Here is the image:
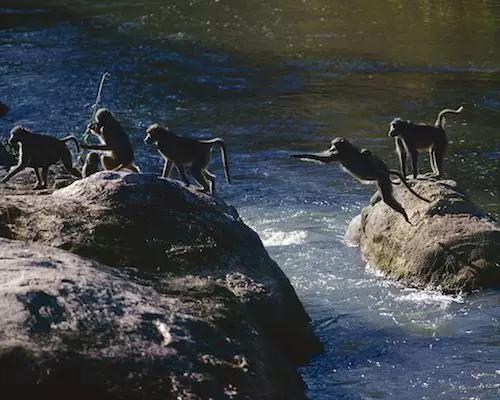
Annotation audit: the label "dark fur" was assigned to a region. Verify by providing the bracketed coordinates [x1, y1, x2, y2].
[388, 106, 463, 179]
[144, 123, 230, 194]
[82, 108, 140, 173]
[1, 125, 81, 189]
[291, 137, 430, 224]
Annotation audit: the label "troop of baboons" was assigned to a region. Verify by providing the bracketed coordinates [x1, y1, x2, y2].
[291, 106, 463, 223]
[0, 104, 231, 195]
[0, 100, 464, 222]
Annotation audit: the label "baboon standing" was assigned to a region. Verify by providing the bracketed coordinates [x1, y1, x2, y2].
[1, 125, 81, 189]
[144, 123, 231, 195]
[388, 106, 463, 178]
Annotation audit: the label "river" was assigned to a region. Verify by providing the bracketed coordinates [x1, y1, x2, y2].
[1, 1, 500, 399]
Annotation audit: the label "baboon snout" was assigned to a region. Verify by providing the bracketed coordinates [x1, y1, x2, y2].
[388, 123, 400, 137]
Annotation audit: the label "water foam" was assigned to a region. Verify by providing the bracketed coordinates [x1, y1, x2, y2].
[261, 229, 308, 247]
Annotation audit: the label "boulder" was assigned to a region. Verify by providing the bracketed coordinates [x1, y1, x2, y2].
[0, 238, 308, 399]
[345, 178, 500, 293]
[0, 169, 322, 397]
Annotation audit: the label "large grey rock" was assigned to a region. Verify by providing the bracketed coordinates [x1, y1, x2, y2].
[345, 178, 500, 293]
[0, 238, 308, 399]
[0, 171, 322, 376]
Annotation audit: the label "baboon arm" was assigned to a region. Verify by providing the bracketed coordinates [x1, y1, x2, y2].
[1, 163, 27, 183]
[291, 149, 340, 164]
[162, 159, 174, 178]
[81, 144, 111, 151]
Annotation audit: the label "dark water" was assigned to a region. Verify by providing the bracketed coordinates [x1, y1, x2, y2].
[1, 1, 500, 399]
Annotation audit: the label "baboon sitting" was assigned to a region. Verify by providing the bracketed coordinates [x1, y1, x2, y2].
[82, 108, 140, 173]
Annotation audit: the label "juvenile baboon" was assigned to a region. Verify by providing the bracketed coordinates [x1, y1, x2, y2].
[1, 125, 82, 189]
[144, 123, 231, 195]
[82, 152, 100, 178]
[291, 137, 430, 223]
[388, 106, 463, 179]
[82, 108, 140, 173]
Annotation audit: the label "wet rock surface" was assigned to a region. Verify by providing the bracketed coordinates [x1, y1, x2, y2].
[346, 178, 500, 293]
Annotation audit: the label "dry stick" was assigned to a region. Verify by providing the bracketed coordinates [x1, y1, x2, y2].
[78, 72, 110, 164]
[83, 71, 110, 143]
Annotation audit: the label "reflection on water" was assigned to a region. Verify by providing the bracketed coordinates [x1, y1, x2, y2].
[1, 1, 500, 399]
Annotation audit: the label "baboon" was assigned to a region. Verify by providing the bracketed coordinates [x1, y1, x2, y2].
[291, 137, 430, 223]
[144, 123, 231, 195]
[82, 108, 140, 173]
[1, 125, 82, 189]
[388, 106, 463, 179]
[82, 152, 100, 178]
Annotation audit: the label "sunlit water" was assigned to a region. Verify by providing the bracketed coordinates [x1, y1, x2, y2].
[1, 1, 500, 399]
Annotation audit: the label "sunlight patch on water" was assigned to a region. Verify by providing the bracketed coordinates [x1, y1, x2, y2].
[260, 228, 308, 247]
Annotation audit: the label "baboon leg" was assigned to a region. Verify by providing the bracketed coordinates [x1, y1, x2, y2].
[396, 139, 407, 178]
[102, 155, 121, 171]
[1, 163, 26, 183]
[175, 163, 191, 186]
[102, 156, 139, 174]
[111, 162, 140, 173]
[204, 169, 216, 195]
[61, 150, 82, 178]
[33, 168, 46, 189]
[410, 150, 419, 180]
[428, 149, 438, 176]
[41, 167, 49, 187]
[378, 179, 410, 224]
[369, 191, 382, 206]
[191, 166, 211, 193]
[431, 149, 444, 177]
[162, 159, 174, 178]
[125, 163, 140, 173]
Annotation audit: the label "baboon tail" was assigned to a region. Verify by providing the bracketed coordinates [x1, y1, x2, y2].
[214, 139, 231, 184]
[389, 170, 431, 203]
[434, 106, 463, 128]
[60, 135, 81, 154]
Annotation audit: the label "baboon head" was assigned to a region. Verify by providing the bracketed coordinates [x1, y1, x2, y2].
[329, 137, 349, 153]
[8, 125, 32, 145]
[388, 118, 411, 137]
[144, 123, 168, 144]
[95, 108, 115, 126]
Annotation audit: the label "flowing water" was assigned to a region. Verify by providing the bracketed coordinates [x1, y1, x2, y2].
[1, 1, 500, 399]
